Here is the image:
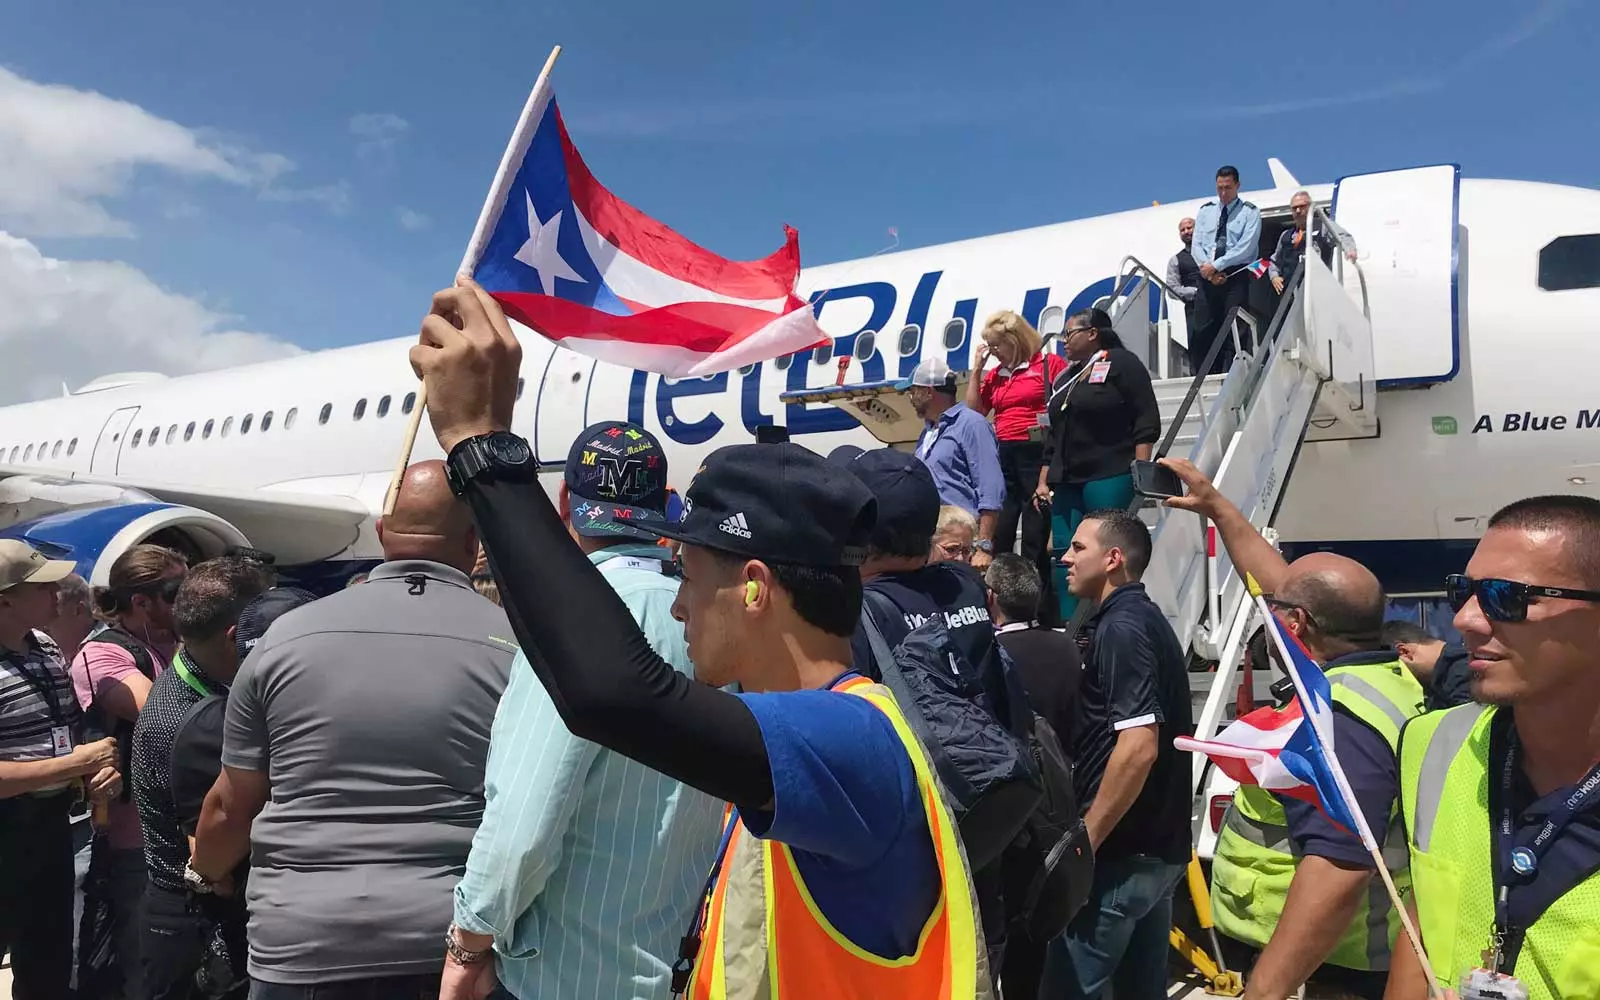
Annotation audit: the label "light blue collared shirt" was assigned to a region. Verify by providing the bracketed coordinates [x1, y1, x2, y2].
[453, 544, 721, 1000]
[1192, 196, 1263, 273]
[914, 401, 1005, 517]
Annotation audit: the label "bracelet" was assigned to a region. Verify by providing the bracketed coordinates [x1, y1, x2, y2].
[445, 926, 492, 966]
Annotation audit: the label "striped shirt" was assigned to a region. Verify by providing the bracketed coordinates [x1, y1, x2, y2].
[453, 544, 722, 1000]
[0, 631, 82, 792]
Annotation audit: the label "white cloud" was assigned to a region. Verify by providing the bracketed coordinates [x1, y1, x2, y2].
[0, 66, 347, 237]
[396, 207, 429, 231]
[349, 112, 409, 168]
[0, 230, 302, 404]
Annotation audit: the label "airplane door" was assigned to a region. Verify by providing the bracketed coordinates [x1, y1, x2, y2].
[1332, 164, 1461, 385]
[533, 346, 597, 465]
[89, 406, 141, 476]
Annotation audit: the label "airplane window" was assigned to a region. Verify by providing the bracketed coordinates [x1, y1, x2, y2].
[318, 404, 331, 426]
[897, 324, 922, 357]
[737, 364, 756, 376]
[517, 378, 526, 400]
[184, 422, 196, 442]
[240, 414, 253, 435]
[353, 398, 367, 421]
[24, 445, 33, 462]
[377, 395, 391, 419]
[220, 417, 234, 438]
[132, 429, 143, 448]
[261, 411, 274, 432]
[8, 446, 17, 463]
[812, 342, 835, 367]
[69, 438, 78, 456]
[1038, 305, 1066, 340]
[1539, 234, 1600, 291]
[52, 441, 62, 459]
[854, 330, 877, 362]
[402, 392, 415, 415]
[773, 352, 793, 371]
[284, 408, 298, 430]
[165, 426, 177, 445]
[202, 419, 214, 440]
[148, 426, 159, 446]
[942, 318, 968, 352]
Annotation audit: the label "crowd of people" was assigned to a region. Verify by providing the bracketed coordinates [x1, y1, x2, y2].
[1, 167, 1597, 1000]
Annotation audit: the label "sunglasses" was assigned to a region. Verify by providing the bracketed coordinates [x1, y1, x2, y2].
[1445, 573, 1600, 623]
[1264, 596, 1321, 631]
[133, 575, 185, 604]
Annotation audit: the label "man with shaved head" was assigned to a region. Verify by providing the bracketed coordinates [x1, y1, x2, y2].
[1162, 458, 1427, 1000]
[190, 461, 515, 998]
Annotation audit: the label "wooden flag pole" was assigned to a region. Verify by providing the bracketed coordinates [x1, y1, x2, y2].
[381, 43, 564, 519]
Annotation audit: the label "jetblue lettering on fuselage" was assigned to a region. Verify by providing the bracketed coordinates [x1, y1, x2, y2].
[627, 269, 1124, 445]
[1471, 410, 1600, 433]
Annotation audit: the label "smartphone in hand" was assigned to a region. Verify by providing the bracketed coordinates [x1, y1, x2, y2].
[1131, 459, 1184, 500]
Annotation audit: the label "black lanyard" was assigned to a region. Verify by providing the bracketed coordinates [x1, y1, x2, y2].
[669, 807, 741, 997]
[1489, 725, 1600, 973]
[2, 648, 67, 726]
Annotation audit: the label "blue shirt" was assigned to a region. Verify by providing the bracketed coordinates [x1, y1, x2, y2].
[914, 402, 1005, 517]
[1192, 197, 1264, 273]
[737, 678, 940, 958]
[453, 545, 722, 1000]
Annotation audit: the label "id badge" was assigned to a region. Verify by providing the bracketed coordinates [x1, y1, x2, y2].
[51, 725, 73, 757]
[1460, 969, 1530, 1000]
[1088, 361, 1111, 384]
[1036, 412, 1050, 428]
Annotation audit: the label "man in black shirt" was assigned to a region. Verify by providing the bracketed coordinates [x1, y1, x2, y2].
[131, 556, 275, 999]
[1043, 508, 1192, 1000]
[983, 553, 1081, 750]
[839, 447, 1000, 680]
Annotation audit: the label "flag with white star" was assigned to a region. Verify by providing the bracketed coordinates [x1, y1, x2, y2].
[468, 83, 826, 378]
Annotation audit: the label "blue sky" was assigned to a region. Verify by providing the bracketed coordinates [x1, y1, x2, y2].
[1, 0, 1594, 392]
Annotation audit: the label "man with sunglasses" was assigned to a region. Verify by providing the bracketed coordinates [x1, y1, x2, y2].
[1161, 457, 1426, 1000]
[1387, 496, 1600, 1000]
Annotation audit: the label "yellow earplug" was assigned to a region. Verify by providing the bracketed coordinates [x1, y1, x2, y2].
[745, 580, 759, 606]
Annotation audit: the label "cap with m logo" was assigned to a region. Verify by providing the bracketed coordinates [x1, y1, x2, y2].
[564, 421, 670, 542]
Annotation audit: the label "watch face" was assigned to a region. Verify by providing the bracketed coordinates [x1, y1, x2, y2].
[488, 434, 532, 466]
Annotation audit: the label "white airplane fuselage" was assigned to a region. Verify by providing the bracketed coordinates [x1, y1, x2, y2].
[3, 173, 1598, 602]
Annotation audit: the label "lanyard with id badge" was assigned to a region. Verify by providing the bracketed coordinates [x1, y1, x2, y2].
[4, 647, 75, 758]
[1461, 727, 1600, 1000]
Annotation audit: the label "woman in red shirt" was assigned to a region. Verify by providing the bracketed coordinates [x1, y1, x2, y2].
[965, 310, 1065, 620]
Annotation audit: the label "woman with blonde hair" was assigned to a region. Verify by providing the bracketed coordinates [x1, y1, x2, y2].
[965, 309, 1065, 619]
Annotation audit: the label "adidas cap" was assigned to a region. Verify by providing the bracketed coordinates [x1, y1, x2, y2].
[644, 443, 876, 567]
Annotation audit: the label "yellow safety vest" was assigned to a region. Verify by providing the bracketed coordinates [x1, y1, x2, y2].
[1399, 704, 1600, 1000]
[1211, 657, 1425, 971]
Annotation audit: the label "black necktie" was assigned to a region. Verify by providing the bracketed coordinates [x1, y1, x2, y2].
[1215, 201, 1230, 259]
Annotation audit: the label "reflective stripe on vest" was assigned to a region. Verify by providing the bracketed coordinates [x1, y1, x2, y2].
[687, 676, 990, 1000]
[1211, 659, 1424, 972]
[1399, 704, 1600, 1000]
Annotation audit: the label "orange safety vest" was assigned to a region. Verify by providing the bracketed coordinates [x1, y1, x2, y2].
[686, 675, 990, 1000]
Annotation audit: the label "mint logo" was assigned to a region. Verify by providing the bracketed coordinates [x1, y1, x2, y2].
[1432, 416, 1458, 436]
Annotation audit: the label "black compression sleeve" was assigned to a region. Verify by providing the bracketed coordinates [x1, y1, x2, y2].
[461, 473, 774, 809]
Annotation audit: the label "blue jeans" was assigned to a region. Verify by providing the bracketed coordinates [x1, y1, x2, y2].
[1039, 855, 1184, 1000]
[1049, 473, 1136, 621]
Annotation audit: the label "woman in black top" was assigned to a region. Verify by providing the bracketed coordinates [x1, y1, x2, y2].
[1033, 308, 1161, 619]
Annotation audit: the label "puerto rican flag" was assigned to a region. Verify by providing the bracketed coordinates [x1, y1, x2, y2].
[1248, 257, 1272, 279]
[1176, 603, 1364, 835]
[468, 83, 827, 377]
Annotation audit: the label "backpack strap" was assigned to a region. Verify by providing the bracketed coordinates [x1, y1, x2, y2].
[78, 626, 157, 804]
[83, 627, 157, 682]
[859, 590, 980, 805]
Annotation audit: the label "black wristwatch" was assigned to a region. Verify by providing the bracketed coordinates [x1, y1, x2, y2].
[444, 431, 537, 497]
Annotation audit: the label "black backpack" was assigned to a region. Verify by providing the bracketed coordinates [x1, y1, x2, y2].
[859, 591, 1041, 872]
[1003, 710, 1094, 941]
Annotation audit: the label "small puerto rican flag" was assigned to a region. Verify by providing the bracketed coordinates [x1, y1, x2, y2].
[1248, 257, 1272, 279]
[467, 76, 827, 378]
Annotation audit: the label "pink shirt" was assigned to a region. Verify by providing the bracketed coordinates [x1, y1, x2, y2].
[71, 632, 175, 851]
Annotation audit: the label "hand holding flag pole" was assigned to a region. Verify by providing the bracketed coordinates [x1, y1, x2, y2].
[1241, 573, 1444, 1000]
[383, 44, 564, 519]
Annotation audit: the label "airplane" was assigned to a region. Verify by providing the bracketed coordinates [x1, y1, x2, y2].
[1, 157, 1597, 638]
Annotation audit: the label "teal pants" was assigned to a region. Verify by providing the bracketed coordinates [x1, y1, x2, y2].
[1050, 473, 1136, 621]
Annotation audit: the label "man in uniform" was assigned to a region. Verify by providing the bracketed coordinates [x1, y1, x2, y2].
[1387, 496, 1600, 1000]
[1163, 458, 1427, 1000]
[1190, 165, 1263, 374]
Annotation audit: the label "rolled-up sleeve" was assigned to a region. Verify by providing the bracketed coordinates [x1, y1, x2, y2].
[453, 657, 600, 947]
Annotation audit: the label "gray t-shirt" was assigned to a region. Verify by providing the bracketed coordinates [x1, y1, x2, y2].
[222, 560, 516, 984]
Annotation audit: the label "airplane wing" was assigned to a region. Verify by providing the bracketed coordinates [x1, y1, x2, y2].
[0, 464, 370, 565]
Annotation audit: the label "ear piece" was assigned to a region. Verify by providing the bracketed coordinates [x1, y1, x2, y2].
[745, 580, 760, 607]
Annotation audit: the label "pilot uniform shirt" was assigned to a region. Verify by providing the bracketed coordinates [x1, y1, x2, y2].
[1192, 198, 1264, 275]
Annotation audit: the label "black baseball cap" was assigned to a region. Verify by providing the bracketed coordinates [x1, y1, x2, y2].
[846, 448, 940, 541]
[565, 421, 670, 542]
[826, 444, 865, 467]
[646, 443, 876, 567]
[234, 587, 318, 663]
